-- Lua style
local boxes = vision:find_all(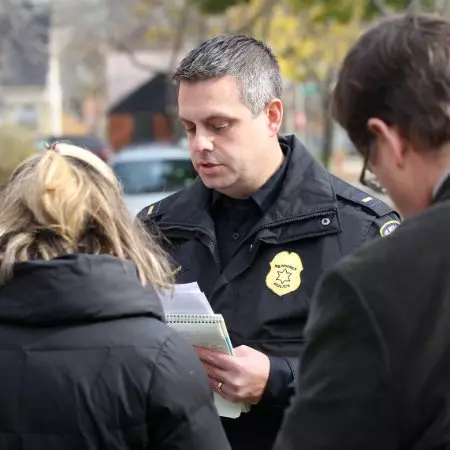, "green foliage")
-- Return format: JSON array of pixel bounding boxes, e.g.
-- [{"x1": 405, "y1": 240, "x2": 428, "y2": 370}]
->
[
  {"x1": 197, "y1": 0, "x2": 442, "y2": 21},
  {"x1": 0, "y1": 125, "x2": 35, "y2": 186},
  {"x1": 292, "y1": 0, "x2": 440, "y2": 23},
  {"x1": 194, "y1": 0, "x2": 251, "y2": 14}
]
